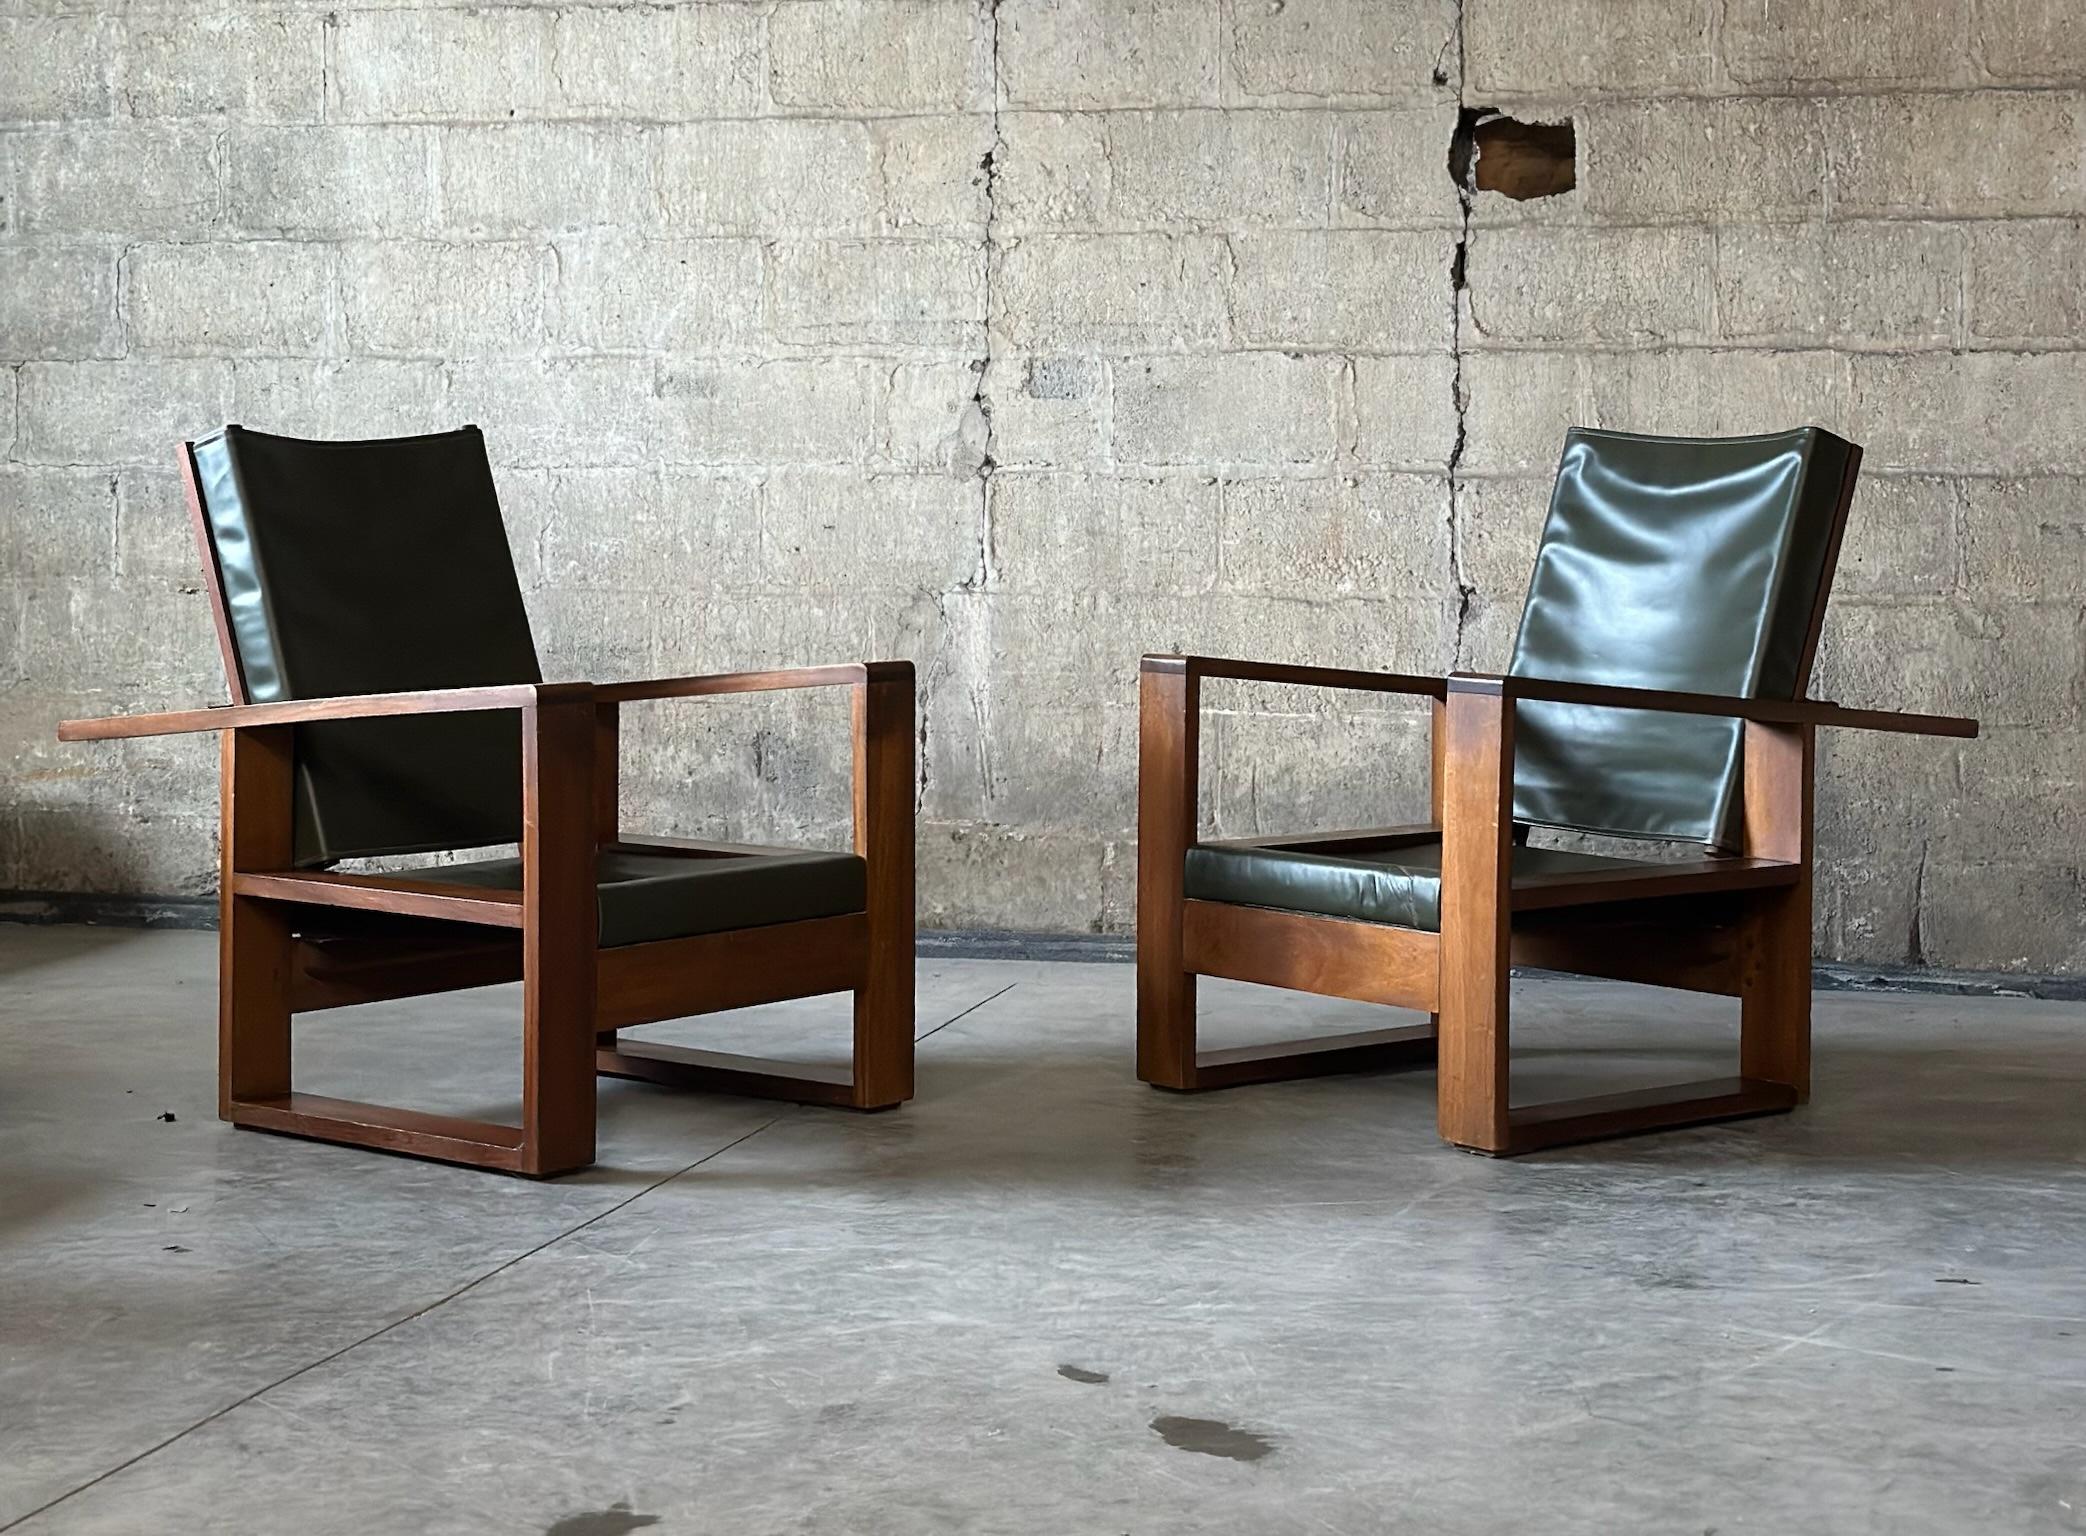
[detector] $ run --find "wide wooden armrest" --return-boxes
[1453,673,1979,739]
[57,682,581,743]
[592,660,911,705]
[1146,654,1448,699]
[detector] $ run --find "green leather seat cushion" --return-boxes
[426,848,866,948]
[1182,838,1661,932]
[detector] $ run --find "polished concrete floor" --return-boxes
[1,924,2082,1534]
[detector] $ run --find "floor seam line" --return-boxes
[0,1113,790,1533]
[915,981,1018,1044]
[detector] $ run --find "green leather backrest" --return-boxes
[189,425,542,866]
[1507,426,1856,850]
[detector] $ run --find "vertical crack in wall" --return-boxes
[1444,48,1479,667]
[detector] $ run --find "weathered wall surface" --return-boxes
[1,0,2080,971]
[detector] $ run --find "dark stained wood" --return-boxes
[1198,824,1439,855]
[1436,678,1515,1153]
[1501,1077,1798,1155]
[593,701,620,842]
[1509,916,1741,996]
[230,1093,528,1170]
[595,914,868,1032]
[1188,1024,1438,1091]
[290,933,522,1013]
[1738,721,1816,1101]
[1466,672,1977,739]
[1510,855,1800,911]
[849,666,915,1109]
[60,683,546,741]
[595,1044,862,1108]
[593,662,876,704]
[231,870,526,927]
[1182,900,1439,1012]
[1151,652,1448,699]
[519,694,598,1177]
[608,836,803,860]
[1135,660,1200,1089]
[220,726,295,1120]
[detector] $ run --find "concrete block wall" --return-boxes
[0,0,2080,972]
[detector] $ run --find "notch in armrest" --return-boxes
[1451,673,1978,739]
[58,682,575,742]
[1146,653,1448,699]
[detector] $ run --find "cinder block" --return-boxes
[1717,221,1960,348]
[1579,98,1827,222]
[983,353,1106,469]
[1351,352,1460,471]
[1722,0,1971,87]
[769,0,987,113]
[331,8,556,123]
[439,126,653,237]
[878,358,991,474]
[769,237,985,349]
[444,358,661,468]
[1826,92,2085,218]
[227,359,446,441]
[551,5,766,119]
[1105,111,1331,227]
[127,242,331,357]
[227,126,433,238]
[1112,353,1338,467]
[999,0,1219,109]
[876,115,994,233]
[1452,475,1549,602]
[919,824,1121,931]
[340,241,548,358]
[656,121,877,235]
[116,470,206,581]
[0,467,118,579]
[0,16,112,122]
[1466,0,1711,97]
[17,581,223,697]
[1921,857,2085,972]
[537,468,762,592]
[1210,708,1435,837]
[1962,478,2086,598]
[1220,473,1450,598]
[763,469,982,592]
[1974,0,2086,82]
[1815,599,2082,730]
[654,359,879,466]
[0,246,120,360]
[994,112,1112,231]
[1838,476,1959,598]
[1846,351,2086,473]
[117,12,322,121]
[1334,107,1463,227]
[16,128,220,238]
[994,233,1228,350]
[1,807,217,899]
[1467,225,1711,345]
[988,471,1218,594]
[1232,229,1452,350]
[1228,0,1456,104]
[1966,219,2085,342]
[549,236,762,353]
[18,360,234,468]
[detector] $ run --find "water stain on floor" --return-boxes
[1150,1415,1277,1462]
[1057,1364,1109,1384]
[544,1501,661,1536]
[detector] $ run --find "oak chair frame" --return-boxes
[1137,666,1976,1157]
[57,450,914,1178]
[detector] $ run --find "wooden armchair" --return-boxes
[59,426,914,1177]
[1137,427,1977,1155]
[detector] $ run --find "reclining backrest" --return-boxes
[186,425,542,866]
[1507,426,1859,850]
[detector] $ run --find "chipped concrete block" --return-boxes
[995,233,1229,351]
[653,358,881,467]
[117,11,322,121]
[1334,106,1464,227]
[549,236,763,354]
[439,126,653,238]
[17,360,233,468]
[551,6,766,119]
[655,121,879,236]
[15,127,219,238]
[340,241,549,358]
[1716,222,1961,348]
[769,237,985,349]
[999,0,1220,109]
[994,113,1113,231]
[330,8,557,123]
[1228,0,1457,104]
[1965,219,2086,342]
[127,242,331,356]
[1105,111,1332,227]
[0,16,113,123]
[769,0,989,113]
[1721,0,1972,88]
[988,471,1218,595]
[1219,473,1451,598]
[1113,353,1339,468]
[1466,0,1712,98]
[1961,479,2086,599]
[1232,229,1453,349]
[763,469,983,593]
[1466,225,1712,345]
[0,247,120,360]
[1825,91,2086,219]
[226,126,433,238]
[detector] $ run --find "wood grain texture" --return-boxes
[519,694,598,1176]
[1189,1025,1439,1091]
[593,662,877,703]
[61,684,545,741]
[595,1045,861,1108]
[1149,652,1448,699]
[850,666,916,1108]
[1436,680,1514,1153]
[1182,900,1439,1011]
[230,871,525,927]
[1503,1077,1798,1155]
[229,1093,528,1170]
[594,914,868,1032]
[1135,661,1200,1089]
[220,726,295,1120]
[1739,721,1816,1100]
[1510,856,1800,910]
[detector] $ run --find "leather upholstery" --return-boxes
[426,849,868,948]
[1507,426,1853,848]
[189,426,542,866]
[1184,838,1657,932]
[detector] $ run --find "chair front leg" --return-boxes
[850,663,916,1109]
[221,726,296,1119]
[1436,678,1516,1153]
[1136,659,1200,1089]
[1739,720,1816,1102]
[519,691,599,1176]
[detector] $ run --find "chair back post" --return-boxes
[1136,657,1200,1089]
[519,686,599,1175]
[1437,677,1516,1152]
[851,661,917,1107]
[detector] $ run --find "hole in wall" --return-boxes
[1450,108,1576,201]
